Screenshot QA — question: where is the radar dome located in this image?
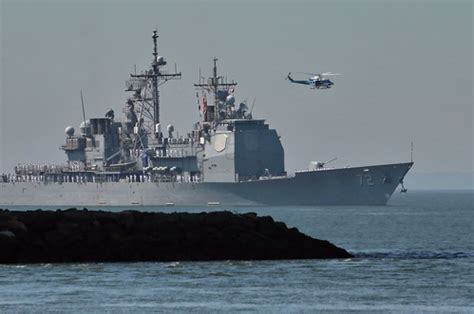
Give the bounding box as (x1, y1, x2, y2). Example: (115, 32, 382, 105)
(157, 56, 166, 66)
(65, 126, 75, 136)
(167, 124, 174, 138)
(225, 95, 235, 106)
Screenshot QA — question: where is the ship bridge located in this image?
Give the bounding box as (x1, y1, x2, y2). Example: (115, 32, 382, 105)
(203, 118, 285, 183)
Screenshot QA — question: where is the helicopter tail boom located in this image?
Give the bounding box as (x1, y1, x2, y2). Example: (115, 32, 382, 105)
(287, 72, 310, 85)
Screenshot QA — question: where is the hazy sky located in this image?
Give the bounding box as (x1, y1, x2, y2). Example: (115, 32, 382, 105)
(1, 0, 472, 175)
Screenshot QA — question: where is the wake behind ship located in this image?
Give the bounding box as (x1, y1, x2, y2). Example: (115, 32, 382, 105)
(0, 31, 413, 207)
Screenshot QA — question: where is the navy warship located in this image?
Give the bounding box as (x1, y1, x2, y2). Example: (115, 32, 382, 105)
(0, 31, 413, 206)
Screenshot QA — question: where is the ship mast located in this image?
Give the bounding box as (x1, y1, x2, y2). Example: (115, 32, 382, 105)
(194, 58, 237, 123)
(128, 30, 181, 138)
(151, 30, 160, 126)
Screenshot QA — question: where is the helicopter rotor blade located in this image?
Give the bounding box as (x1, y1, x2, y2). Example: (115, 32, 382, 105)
(296, 72, 320, 76)
(321, 72, 341, 76)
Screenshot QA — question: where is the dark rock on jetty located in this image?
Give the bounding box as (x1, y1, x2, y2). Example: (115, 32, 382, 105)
(0, 208, 352, 263)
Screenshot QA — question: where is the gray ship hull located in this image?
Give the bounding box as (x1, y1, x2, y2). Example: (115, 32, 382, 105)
(0, 162, 413, 207)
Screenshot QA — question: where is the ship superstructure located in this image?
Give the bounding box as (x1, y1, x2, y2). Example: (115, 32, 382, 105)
(1, 31, 413, 206)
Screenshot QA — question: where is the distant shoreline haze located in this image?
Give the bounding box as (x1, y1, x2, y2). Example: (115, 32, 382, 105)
(404, 172, 474, 190)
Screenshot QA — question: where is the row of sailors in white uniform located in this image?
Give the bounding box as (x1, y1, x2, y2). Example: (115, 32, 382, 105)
(2, 174, 149, 183)
(2, 174, 92, 183)
(14, 164, 65, 174)
(2, 173, 200, 183)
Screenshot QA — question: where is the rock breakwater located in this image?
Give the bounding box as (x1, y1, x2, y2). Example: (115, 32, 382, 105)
(0, 209, 352, 263)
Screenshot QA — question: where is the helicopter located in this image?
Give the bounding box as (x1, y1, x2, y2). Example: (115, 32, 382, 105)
(287, 72, 340, 90)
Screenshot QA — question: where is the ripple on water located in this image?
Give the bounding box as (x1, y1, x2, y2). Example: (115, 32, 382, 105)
(1, 191, 473, 311)
(354, 250, 474, 260)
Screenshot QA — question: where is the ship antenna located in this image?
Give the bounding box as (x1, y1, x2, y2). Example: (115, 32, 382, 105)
(80, 90, 87, 122)
(411, 141, 414, 163)
(213, 57, 219, 121)
(152, 30, 160, 126)
(250, 97, 257, 116)
(193, 58, 237, 123)
(128, 29, 181, 139)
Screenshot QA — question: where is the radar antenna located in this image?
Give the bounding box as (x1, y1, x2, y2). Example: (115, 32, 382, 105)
(126, 30, 181, 139)
(194, 58, 237, 123)
(80, 90, 87, 122)
(250, 97, 257, 117)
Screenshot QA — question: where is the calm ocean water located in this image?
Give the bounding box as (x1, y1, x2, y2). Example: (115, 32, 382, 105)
(1, 190, 473, 312)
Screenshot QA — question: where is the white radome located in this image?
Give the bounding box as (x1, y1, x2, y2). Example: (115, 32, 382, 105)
(65, 126, 75, 136)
